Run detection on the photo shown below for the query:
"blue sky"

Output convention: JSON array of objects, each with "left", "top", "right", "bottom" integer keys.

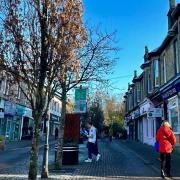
[{"left": 83, "top": 0, "right": 180, "bottom": 95}]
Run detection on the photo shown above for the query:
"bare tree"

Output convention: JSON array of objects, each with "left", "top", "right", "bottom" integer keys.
[
  {"left": 55, "top": 28, "right": 118, "bottom": 166},
  {"left": 0, "top": 0, "right": 85, "bottom": 179}
]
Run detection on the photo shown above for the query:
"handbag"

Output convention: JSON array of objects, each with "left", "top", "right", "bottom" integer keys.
[{"left": 154, "top": 141, "right": 159, "bottom": 152}]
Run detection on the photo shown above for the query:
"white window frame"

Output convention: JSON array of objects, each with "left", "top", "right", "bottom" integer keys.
[
  {"left": 16, "top": 83, "right": 21, "bottom": 99},
  {"left": 163, "top": 55, "right": 167, "bottom": 83},
  {"left": 0, "top": 80, "right": 2, "bottom": 93},
  {"left": 154, "top": 59, "right": 159, "bottom": 87},
  {"left": 137, "top": 83, "right": 140, "bottom": 103},
  {"left": 174, "top": 40, "right": 179, "bottom": 74},
  {"left": 168, "top": 96, "right": 180, "bottom": 134},
  {"left": 3, "top": 77, "right": 7, "bottom": 95},
  {"left": 5, "top": 81, "right": 9, "bottom": 95},
  {"left": 148, "top": 68, "right": 152, "bottom": 93}
]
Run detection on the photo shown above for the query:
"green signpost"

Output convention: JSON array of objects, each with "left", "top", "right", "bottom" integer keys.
[{"left": 74, "top": 88, "right": 87, "bottom": 113}]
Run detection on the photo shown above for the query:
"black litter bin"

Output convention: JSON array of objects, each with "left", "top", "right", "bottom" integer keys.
[{"left": 55, "top": 145, "right": 79, "bottom": 165}]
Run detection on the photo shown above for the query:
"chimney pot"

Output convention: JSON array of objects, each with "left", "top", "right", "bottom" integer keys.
[
  {"left": 169, "top": 0, "right": 175, "bottom": 9},
  {"left": 134, "top": 70, "right": 137, "bottom": 78}
]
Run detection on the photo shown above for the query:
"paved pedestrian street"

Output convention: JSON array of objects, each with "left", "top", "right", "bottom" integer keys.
[{"left": 0, "top": 139, "right": 180, "bottom": 180}]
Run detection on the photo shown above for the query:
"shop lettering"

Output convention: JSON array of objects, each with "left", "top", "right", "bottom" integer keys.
[{"left": 162, "top": 88, "right": 177, "bottom": 99}]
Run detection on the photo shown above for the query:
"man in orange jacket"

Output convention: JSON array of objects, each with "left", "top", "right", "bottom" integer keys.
[{"left": 156, "top": 120, "right": 176, "bottom": 178}]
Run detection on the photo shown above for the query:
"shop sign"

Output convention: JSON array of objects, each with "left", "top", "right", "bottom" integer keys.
[
  {"left": 130, "top": 112, "right": 135, "bottom": 120},
  {"left": 125, "top": 115, "right": 131, "bottom": 122},
  {"left": 161, "top": 81, "right": 180, "bottom": 100},
  {"left": 175, "top": 82, "right": 180, "bottom": 92},
  {"left": 140, "top": 100, "right": 152, "bottom": 116},
  {"left": 161, "top": 87, "right": 177, "bottom": 100},
  {"left": 0, "top": 111, "right": 4, "bottom": 118},
  {"left": 4, "top": 101, "right": 16, "bottom": 116},
  {"left": 134, "top": 109, "right": 140, "bottom": 119},
  {"left": 50, "top": 114, "right": 59, "bottom": 122},
  {"left": 16, "top": 105, "right": 25, "bottom": 116},
  {"left": 147, "top": 108, "right": 162, "bottom": 118},
  {"left": 24, "top": 107, "right": 32, "bottom": 118},
  {"left": 0, "top": 99, "right": 4, "bottom": 109}
]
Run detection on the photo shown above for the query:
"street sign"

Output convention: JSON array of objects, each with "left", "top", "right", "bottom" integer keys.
[{"left": 74, "top": 88, "right": 87, "bottom": 113}]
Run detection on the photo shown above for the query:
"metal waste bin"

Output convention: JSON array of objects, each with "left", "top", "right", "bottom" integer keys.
[{"left": 55, "top": 145, "right": 79, "bottom": 165}]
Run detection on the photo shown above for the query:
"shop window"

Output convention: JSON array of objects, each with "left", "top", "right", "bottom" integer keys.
[{"left": 168, "top": 96, "right": 180, "bottom": 134}]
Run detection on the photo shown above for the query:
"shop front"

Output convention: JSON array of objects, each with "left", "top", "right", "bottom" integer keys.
[
  {"left": 0, "top": 99, "right": 5, "bottom": 135},
  {"left": 49, "top": 113, "right": 60, "bottom": 137},
  {"left": 14, "top": 104, "right": 26, "bottom": 140},
  {"left": 160, "top": 76, "right": 180, "bottom": 146},
  {"left": 3, "top": 101, "right": 16, "bottom": 140},
  {"left": 133, "top": 109, "right": 140, "bottom": 141},
  {"left": 20, "top": 107, "right": 33, "bottom": 140},
  {"left": 140, "top": 98, "right": 155, "bottom": 146}
]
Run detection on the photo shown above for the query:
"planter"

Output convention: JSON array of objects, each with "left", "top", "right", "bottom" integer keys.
[
  {"left": 0, "top": 141, "right": 5, "bottom": 151},
  {"left": 62, "top": 145, "right": 79, "bottom": 165},
  {"left": 55, "top": 145, "right": 79, "bottom": 165}
]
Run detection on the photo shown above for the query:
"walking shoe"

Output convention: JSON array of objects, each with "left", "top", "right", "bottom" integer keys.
[
  {"left": 96, "top": 154, "right": 101, "bottom": 161},
  {"left": 161, "top": 170, "right": 165, "bottom": 179},
  {"left": 85, "top": 158, "right": 92, "bottom": 162}
]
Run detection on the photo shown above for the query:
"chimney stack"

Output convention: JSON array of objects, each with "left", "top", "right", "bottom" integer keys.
[
  {"left": 134, "top": 70, "right": 137, "bottom": 78},
  {"left": 144, "top": 46, "right": 149, "bottom": 62},
  {"left": 128, "top": 83, "right": 130, "bottom": 91},
  {"left": 168, "top": 0, "right": 176, "bottom": 30},
  {"left": 169, "top": 0, "right": 175, "bottom": 9}
]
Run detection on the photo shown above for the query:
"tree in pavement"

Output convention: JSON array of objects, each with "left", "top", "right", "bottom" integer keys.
[
  {"left": 0, "top": 0, "right": 85, "bottom": 179},
  {"left": 55, "top": 27, "right": 118, "bottom": 167}
]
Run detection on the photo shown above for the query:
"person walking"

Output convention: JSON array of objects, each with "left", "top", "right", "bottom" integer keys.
[
  {"left": 85, "top": 121, "right": 101, "bottom": 162},
  {"left": 156, "top": 120, "right": 176, "bottom": 179}
]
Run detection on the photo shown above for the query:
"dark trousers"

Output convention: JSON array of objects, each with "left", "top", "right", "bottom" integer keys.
[
  {"left": 88, "top": 142, "right": 98, "bottom": 159},
  {"left": 160, "top": 153, "right": 171, "bottom": 176}
]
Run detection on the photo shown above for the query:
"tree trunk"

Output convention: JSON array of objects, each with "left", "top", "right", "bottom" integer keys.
[
  {"left": 56, "top": 83, "right": 66, "bottom": 167},
  {"left": 41, "top": 117, "right": 49, "bottom": 178},
  {"left": 28, "top": 113, "right": 41, "bottom": 180}
]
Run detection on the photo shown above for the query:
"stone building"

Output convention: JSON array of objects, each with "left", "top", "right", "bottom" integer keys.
[{"left": 124, "top": 0, "right": 180, "bottom": 149}]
